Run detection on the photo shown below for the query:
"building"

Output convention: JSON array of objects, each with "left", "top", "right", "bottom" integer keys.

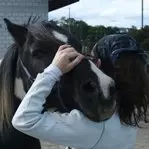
[{"left": 0, "top": 0, "right": 79, "bottom": 58}]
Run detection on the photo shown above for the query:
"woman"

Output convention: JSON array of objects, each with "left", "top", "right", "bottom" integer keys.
[{"left": 12, "top": 35, "right": 148, "bottom": 149}]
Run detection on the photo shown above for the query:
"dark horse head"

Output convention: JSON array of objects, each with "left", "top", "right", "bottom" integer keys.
[
  {"left": 91, "top": 34, "right": 149, "bottom": 127},
  {"left": 0, "top": 17, "right": 116, "bottom": 144}
]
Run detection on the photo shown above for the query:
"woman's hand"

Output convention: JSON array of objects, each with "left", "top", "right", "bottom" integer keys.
[{"left": 52, "top": 44, "right": 84, "bottom": 74}]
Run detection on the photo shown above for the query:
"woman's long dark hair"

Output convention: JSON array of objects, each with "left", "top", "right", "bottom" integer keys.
[{"left": 115, "top": 52, "right": 149, "bottom": 127}]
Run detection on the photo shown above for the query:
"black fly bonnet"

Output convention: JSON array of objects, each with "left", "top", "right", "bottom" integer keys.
[{"left": 93, "top": 34, "right": 147, "bottom": 65}]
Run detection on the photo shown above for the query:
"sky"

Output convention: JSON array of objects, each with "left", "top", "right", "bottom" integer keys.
[{"left": 48, "top": 0, "right": 149, "bottom": 28}]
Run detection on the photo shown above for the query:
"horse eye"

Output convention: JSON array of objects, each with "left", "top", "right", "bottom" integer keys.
[{"left": 32, "top": 50, "right": 46, "bottom": 58}]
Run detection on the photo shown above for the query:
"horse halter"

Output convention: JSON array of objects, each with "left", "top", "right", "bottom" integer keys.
[
  {"left": 18, "top": 57, "right": 35, "bottom": 83},
  {"left": 18, "top": 57, "right": 69, "bottom": 111},
  {"left": 83, "top": 54, "right": 101, "bottom": 68}
]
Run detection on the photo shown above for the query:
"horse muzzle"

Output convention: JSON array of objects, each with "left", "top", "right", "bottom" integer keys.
[{"left": 76, "top": 79, "right": 117, "bottom": 122}]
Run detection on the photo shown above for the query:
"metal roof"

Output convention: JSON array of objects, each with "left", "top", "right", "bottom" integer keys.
[{"left": 48, "top": 0, "right": 79, "bottom": 11}]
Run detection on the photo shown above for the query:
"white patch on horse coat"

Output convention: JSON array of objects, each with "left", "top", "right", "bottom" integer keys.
[
  {"left": 89, "top": 60, "right": 114, "bottom": 98},
  {"left": 0, "top": 59, "right": 3, "bottom": 64},
  {"left": 14, "top": 78, "right": 26, "bottom": 100},
  {"left": 52, "top": 31, "right": 68, "bottom": 43},
  {"left": 65, "top": 147, "right": 75, "bottom": 149}
]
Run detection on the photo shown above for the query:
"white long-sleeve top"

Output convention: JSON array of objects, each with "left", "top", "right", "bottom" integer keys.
[{"left": 12, "top": 64, "right": 137, "bottom": 149}]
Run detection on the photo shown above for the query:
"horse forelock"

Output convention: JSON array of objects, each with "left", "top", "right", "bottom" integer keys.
[
  {"left": 27, "top": 21, "right": 69, "bottom": 45},
  {"left": 27, "top": 20, "right": 82, "bottom": 52}
]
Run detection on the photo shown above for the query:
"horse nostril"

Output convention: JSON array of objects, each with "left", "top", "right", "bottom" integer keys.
[{"left": 81, "top": 80, "right": 97, "bottom": 93}]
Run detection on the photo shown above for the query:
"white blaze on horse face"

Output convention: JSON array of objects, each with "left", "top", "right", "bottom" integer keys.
[
  {"left": 90, "top": 50, "right": 94, "bottom": 56},
  {"left": 52, "top": 31, "right": 68, "bottom": 43},
  {"left": 14, "top": 78, "right": 26, "bottom": 100},
  {"left": 89, "top": 60, "right": 114, "bottom": 99},
  {"left": 91, "top": 44, "right": 97, "bottom": 56}
]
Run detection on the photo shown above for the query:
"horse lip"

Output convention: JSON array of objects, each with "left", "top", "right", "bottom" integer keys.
[{"left": 97, "top": 101, "right": 116, "bottom": 121}]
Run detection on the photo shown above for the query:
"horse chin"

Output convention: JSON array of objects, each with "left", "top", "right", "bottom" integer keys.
[
  {"left": 98, "top": 108, "right": 116, "bottom": 122},
  {"left": 87, "top": 109, "right": 115, "bottom": 122},
  {"left": 97, "top": 101, "right": 117, "bottom": 122},
  {"left": 78, "top": 100, "right": 116, "bottom": 122},
  {"left": 85, "top": 110, "right": 115, "bottom": 122}
]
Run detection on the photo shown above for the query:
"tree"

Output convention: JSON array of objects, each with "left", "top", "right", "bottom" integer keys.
[
  {"left": 141, "top": 38, "right": 149, "bottom": 51},
  {"left": 56, "top": 17, "right": 149, "bottom": 52}
]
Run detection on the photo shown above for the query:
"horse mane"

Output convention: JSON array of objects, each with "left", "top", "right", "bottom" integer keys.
[
  {"left": 115, "top": 52, "right": 149, "bottom": 127},
  {"left": 0, "top": 44, "right": 18, "bottom": 136},
  {"left": 0, "top": 16, "right": 40, "bottom": 136}
]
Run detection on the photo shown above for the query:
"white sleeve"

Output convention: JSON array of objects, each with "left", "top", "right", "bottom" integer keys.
[{"left": 12, "top": 64, "right": 104, "bottom": 149}]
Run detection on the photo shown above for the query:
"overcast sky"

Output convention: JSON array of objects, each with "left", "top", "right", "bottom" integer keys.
[{"left": 48, "top": 0, "right": 149, "bottom": 28}]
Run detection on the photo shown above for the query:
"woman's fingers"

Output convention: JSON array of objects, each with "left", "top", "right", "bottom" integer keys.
[
  {"left": 60, "top": 47, "right": 76, "bottom": 54},
  {"left": 66, "top": 51, "right": 81, "bottom": 60},
  {"left": 68, "top": 55, "right": 84, "bottom": 70},
  {"left": 58, "top": 44, "right": 71, "bottom": 51}
]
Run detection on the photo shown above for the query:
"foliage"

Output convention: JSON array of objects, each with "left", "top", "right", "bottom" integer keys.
[{"left": 56, "top": 17, "right": 149, "bottom": 53}]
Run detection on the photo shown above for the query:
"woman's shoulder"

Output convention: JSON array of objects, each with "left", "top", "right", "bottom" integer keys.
[
  {"left": 93, "top": 112, "right": 137, "bottom": 149},
  {"left": 105, "top": 112, "right": 137, "bottom": 130}
]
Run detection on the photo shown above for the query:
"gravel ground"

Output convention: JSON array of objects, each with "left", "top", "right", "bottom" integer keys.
[
  {"left": 40, "top": 121, "right": 149, "bottom": 149},
  {"left": 135, "top": 121, "right": 149, "bottom": 149}
]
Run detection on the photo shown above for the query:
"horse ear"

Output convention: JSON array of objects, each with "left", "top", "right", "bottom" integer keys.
[{"left": 4, "top": 18, "right": 28, "bottom": 46}]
